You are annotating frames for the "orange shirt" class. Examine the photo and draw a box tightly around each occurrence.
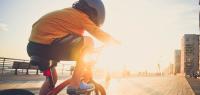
[29,8,100,45]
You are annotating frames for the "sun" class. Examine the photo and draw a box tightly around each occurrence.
[94,45,127,72]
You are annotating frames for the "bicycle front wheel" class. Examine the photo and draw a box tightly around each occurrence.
[87,80,106,95]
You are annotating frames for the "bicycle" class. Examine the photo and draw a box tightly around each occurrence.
[0,46,106,95]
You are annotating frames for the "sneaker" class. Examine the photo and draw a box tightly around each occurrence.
[79,82,93,90]
[67,82,94,94]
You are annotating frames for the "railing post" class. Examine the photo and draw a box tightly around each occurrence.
[15,68,18,75]
[27,63,30,75]
[2,58,5,75]
[26,68,29,75]
[36,69,39,75]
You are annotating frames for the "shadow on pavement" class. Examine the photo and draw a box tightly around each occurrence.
[186,77,200,95]
[0,87,39,95]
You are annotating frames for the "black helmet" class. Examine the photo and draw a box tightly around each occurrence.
[73,0,105,26]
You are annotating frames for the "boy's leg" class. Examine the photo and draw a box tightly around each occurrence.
[69,60,85,88]
[27,42,58,94]
[39,67,58,95]
[69,36,94,88]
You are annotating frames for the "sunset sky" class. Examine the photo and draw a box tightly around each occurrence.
[0,0,198,72]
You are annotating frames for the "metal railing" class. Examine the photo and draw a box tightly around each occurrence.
[0,57,74,75]
[0,57,29,74]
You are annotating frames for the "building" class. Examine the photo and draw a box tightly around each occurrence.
[174,50,181,74]
[181,34,199,76]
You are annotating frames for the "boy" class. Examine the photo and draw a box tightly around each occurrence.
[27,0,119,94]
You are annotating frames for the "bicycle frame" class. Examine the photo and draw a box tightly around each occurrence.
[46,46,105,95]
[47,77,72,95]
[46,62,94,95]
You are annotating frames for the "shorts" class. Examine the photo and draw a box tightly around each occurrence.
[27,34,84,71]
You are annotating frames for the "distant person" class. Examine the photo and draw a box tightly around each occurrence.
[70,66,75,75]
[105,72,111,89]
[27,0,119,95]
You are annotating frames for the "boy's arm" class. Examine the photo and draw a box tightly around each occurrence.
[82,17,119,45]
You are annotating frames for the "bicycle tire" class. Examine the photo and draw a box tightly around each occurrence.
[0,89,34,95]
[87,80,106,95]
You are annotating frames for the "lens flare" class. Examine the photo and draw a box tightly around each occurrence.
[83,52,98,63]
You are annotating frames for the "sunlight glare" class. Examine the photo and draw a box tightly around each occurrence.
[95,45,127,72]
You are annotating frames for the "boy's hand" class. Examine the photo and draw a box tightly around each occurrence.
[109,39,121,46]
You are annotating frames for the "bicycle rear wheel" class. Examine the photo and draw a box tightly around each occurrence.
[0,89,34,95]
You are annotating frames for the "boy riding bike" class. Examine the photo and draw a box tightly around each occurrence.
[27,0,119,95]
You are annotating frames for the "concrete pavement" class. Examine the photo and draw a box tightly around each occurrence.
[186,77,200,95]
[0,75,197,95]
[106,76,194,95]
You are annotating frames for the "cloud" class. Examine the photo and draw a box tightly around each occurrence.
[0,23,8,32]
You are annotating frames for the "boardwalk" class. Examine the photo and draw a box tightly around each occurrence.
[106,76,194,95]
[186,77,200,95]
[0,75,197,95]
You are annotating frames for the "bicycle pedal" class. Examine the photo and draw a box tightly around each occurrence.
[67,87,95,95]
[67,88,86,95]
[67,88,77,95]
